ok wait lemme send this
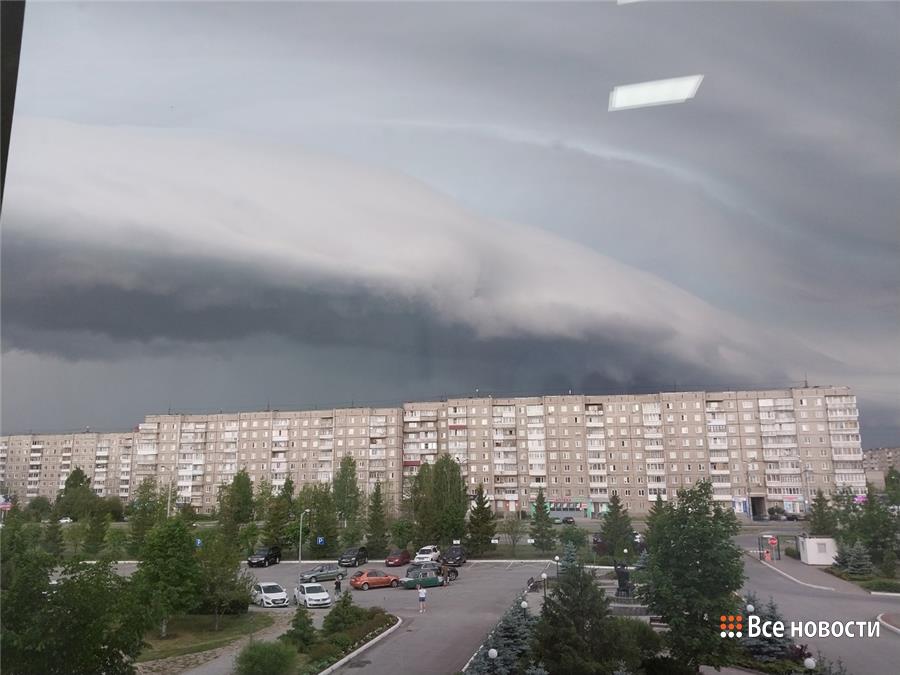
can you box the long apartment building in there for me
[0,386,865,518]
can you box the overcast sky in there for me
[1,1,898,445]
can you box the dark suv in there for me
[338,546,368,567]
[247,545,281,567]
[440,544,467,566]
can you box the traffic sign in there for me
[0,503,12,512]
[490,538,500,544]
[452,539,461,545]
[527,538,535,544]
[316,536,325,545]
[195,538,202,548]
[768,537,778,547]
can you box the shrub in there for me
[322,592,369,634]
[304,641,341,664]
[235,641,297,675]
[642,656,697,675]
[784,546,800,560]
[859,579,900,593]
[190,596,248,615]
[328,632,353,652]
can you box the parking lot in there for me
[244,559,550,674]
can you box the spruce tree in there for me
[807,490,838,537]
[561,541,579,573]
[845,540,873,577]
[530,488,555,553]
[741,592,792,662]
[281,604,318,653]
[83,511,110,558]
[43,520,65,560]
[262,495,290,547]
[601,494,634,562]
[366,481,389,557]
[467,483,496,556]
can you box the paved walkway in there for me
[747,551,867,594]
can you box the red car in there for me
[385,549,411,567]
[349,569,399,591]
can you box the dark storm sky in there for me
[1,2,898,445]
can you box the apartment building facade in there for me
[1,386,865,518]
[863,447,899,475]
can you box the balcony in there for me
[528,481,547,489]
[589,480,608,488]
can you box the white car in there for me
[293,583,332,608]
[251,582,289,608]
[58,517,73,524]
[414,545,441,562]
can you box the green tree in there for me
[128,478,164,556]
[880,549,897,579]
[498,514,526,555]
[333,456,362,527]
[366,481,389,557]
[65,521,89,557]
[42,520,65,560]
[740,592,792,662]
[558,525,588,552]
[636,480,744,671]
[601,494,633,562]
[101,495,125,522]
[308,485,339,558]
[431,455,468,546]
[885,467,900,506]
[133,517,201,637]
[280,604,318,653]
[102,527,129,562]
[466,482,496,557]
[530,488,555,552]
[410,463,437,544]
[833,486,898,564]
[54,468,98,521]
[263,495,290,547]
[84,510,111,558]
[322,592,368,634]
[281,476,295,506]
[254,478,274,523]
[23,495,52,522]
[807,489,838,537]
[1,557,150,675]
[645,493,669,533]
[390,518,414,550]
[532,558,633,674]
[469,600,537,674]
[561,540,579,572]
[845,540,874,577]
[196,529,253,630]
[221,470,255,531]
[239,522,261,556]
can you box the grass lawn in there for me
[137,613,275,662]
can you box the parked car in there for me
[349,569,399,590]
[293,583,332,608]
[552,517,563,525]
[414,545,441,562]
[440,544,467,566]
[247,546,282,567]
[401,568,445,589]
[58,517,73,524]
[406,561,458,581]
[385,549,412,567]
[251,582,289,608]
[562,516,575,525]
[298,563,345,583]
[338,546,368,567]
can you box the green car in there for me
[401,569,445,589]
[298,563,345,584]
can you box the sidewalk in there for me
[745,551,866,594]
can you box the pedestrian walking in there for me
[441,563,450,586]
[334,577,342,596]
[417,584,427,613]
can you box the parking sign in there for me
[317,536,325,545]
[195,538,202,548]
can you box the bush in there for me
[859,579,900,593]
[304,641,341,663]
[190,596,248,615]
[784,546,800,560]
[328,632,353,652]
[880,550,897,579]
[322,592,369,634]
[642,656,698,675]
[235,641,297,675]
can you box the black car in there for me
[338,546,368,567]
[247,545,281,567]
[440,544,467,566]
[562,516,575,525]
[406,561,458,581]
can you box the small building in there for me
[798,535,838,566]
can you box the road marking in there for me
[505,561,516,570]
[876,613,900,637]
[744,551,834,591]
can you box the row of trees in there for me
[0,504,252,673]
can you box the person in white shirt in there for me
[417,584,427,613]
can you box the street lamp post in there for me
[298,508,311,563]
[520,599,528,618]
[554,555,560,577]
[541,571,548,600]
[487,648,498,674]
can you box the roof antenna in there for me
[803,373,809,388]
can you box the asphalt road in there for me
[737,533,900,675]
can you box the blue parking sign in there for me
[316,536,325,546]
[195,538,202,548]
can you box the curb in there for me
[870,591,900,597]
[743,551,834,591]
[876,613,900,637]
[318,615,402,675]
